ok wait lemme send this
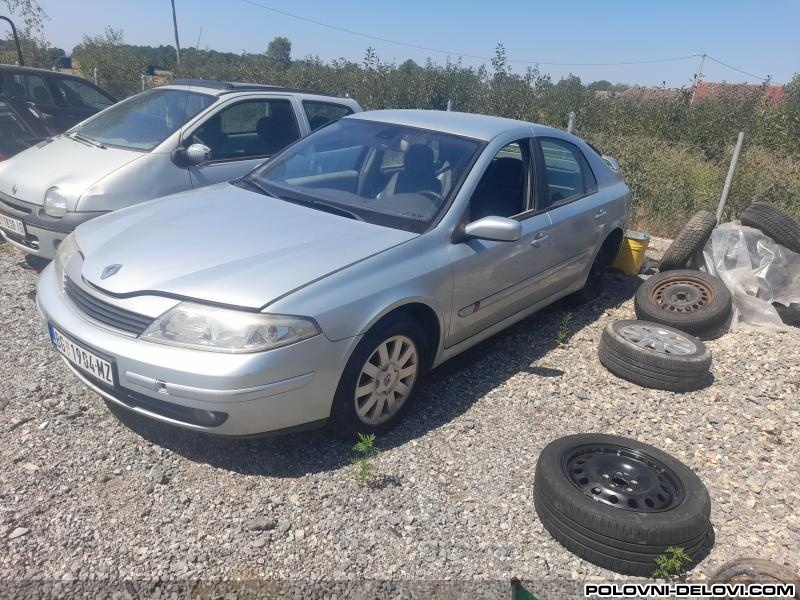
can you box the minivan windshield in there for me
[244,119,482,233]
[72,88,215,151]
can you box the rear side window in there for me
[54,78,114,110]
[2,73,54,105]
[303,100,353,131]
[539,138,597,208]
[0,100,32,137]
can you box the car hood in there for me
[76,183,417,309]
[0,135,144,209]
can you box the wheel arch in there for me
[359,300,444,366]
[597,227,624,267]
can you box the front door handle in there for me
[530,232,548,247]
[594,210,608,220]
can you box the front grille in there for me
[65,277,153,335]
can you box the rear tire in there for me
[328,313,430,439]
[659,210,717,272]
[598,320,712,392]
[740,201,800,254]
[634,269,731,337]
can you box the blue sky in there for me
[25,0,800,86]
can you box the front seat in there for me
[382,144,442,197]
[469,157,525,221]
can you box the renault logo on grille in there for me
[100,264,122,279]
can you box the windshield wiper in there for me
[70,132,106,149]
[240,178,363,222]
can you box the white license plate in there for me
[0,213,25,237]
[49,324,115,387]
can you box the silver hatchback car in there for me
[36,110,630,437]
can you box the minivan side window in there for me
[54,78,115,110]
[303,101,353,131]
[189,98,300,161]
[539,138,597,208]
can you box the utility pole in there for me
[690,53,706,104]
[171,0,181,65]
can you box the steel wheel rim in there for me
[562,443,685,512]
[354,335,418,426]
[620,323,697,355]
[651,275,714,313]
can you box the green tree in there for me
[73,29,145,98]
[265,36,291,69]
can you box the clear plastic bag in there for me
[703,220,800,332]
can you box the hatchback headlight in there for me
[44,187,68,218]
[53,232,80,285]
[141,302,321,353]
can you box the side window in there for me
[189,98,300,161]
[539,138,597,208]
[303,101,353,131]
[3,74,54,105]
[54,78,114,110]
[468,140,529,222]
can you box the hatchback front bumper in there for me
[35,263,358,436]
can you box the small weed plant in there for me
[352,433,381,487]
[555,312,574,345]
[652,546,692,581]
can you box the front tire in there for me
[328,313,430,439]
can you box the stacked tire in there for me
[534,434,711,576]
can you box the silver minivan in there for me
[0,80,361,259]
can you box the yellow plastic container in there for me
[612,230,651,276]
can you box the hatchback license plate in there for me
[0,213,25,237]
[49,324,114,387]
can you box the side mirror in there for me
[186,143,212,165]
[463,216,521,242]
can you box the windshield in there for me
[245,118,482,233]
[72,88,216,151]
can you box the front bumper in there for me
[0,192,104,259]
[36,264,358,436]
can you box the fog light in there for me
[191,408,226,427]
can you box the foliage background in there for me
[2,20,799,235]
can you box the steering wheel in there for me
[419,190,444,206]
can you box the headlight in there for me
[141,302,321,353]
[44,187,68,218]
[53,232,80,285]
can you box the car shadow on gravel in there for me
[110,272,643,477]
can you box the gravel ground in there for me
[1,241,798,599]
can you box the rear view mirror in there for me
[463,216,521,242]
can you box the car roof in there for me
[346,109,568,142]
[0,64,85,79]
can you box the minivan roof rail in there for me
[169,79,339,98]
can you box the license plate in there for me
[49,324,115,387]
[0,213,25,237]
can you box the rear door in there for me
[534,136,609,292]
[186,96,303,188]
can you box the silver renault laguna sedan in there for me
[36,110,629,437]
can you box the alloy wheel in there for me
[354,335,418,426]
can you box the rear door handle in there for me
[530,232,548,247]
[594,210,608,220]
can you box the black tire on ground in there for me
[740,201,800,254]
[327,312,431,439]
[598,320,712,392]
[534,433,711,576]
[634,269,732,337]
[659,210,717,271]
[774,302,800,327]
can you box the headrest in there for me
[487,157,524,187]
[404,144,434,172]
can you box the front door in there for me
[187,97,302,188]
[447,139,558,347]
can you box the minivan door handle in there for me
[594,210,608,220]
[530,232,548,247]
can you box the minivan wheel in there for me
[534,433,711,576]
[328,313,430,439]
